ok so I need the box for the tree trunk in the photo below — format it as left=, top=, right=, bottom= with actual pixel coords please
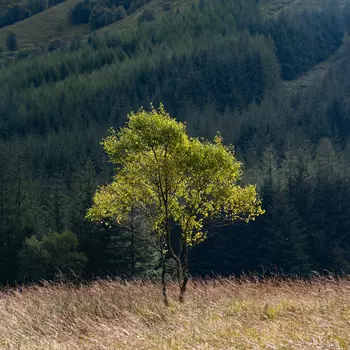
left=179, top=245, right=189, bottom=303
left=165, top=218, right=184, bottom=298
left=161, top=253, right=169, bottom=307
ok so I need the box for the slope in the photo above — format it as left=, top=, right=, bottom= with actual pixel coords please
left=99, top=0, right=190, bottom=34
left=260, top=0, right=350, bottom=16
left=281, top=36, right=350, bottom=93
left=0, top=0, right=89, bottom=50
left=0, top=0, right=339, bottom=52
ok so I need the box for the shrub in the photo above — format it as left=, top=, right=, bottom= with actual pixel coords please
left=48, top=38, right=64, bottom=52
left=18, top=230, right=87, bottom=281
left=139, top=9, right=155, bottom=23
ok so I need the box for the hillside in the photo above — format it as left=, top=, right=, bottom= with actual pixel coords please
left=100, top=0, right=190, bottom=34
left=0, top=0, right=339, bottom=51
left=261, top=0, right=350, bottom=16
left=0, top=0, right=342, bottom=52
left=280, top=35, right=350, bottom=93
left=0, top=0, right=188, bottom=51
left=0, top=0, right=89, bottom=50
left=1, top=278, right=350, bottom=349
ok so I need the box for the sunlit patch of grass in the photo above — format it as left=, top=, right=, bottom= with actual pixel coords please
left=1, top=277, right=350, bottom=349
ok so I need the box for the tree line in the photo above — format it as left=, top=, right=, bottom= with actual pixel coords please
left=70, top=0, right=155, bottom=30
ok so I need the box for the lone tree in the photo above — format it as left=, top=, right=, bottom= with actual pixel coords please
left=87, top=105, right=264, bottom=304
left=6, top=31, right=17, bottom=51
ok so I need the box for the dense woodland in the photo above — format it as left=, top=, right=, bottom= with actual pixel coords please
left=70, top=0, right=154, bottom=29
left=0, top=0, right=350, bottom=284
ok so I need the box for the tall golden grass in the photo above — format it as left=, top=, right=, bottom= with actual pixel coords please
left=1, top=277, right=350, bottom=349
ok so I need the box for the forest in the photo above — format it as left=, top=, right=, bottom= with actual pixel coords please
left=70, top=0, right=155, bottom=29
left=0, top=0, right=350, bottom=285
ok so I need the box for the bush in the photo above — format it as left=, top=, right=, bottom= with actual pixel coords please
left=89, top=5, right=126, bottom=30
left=163, top=2, right=172, bottom=12
left=139, top=9, right=155, bottom=23
left=18, top=230, right=87, bottom=281
left=48, top=38, right=64, bottom=52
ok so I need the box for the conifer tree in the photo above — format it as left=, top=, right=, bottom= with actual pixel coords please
left=6, top=31, right=17, bottom=51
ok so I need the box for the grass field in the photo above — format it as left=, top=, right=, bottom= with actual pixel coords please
left=1, top=277, right=350, bottom=349
left=0, top=0, right=89, bottom=50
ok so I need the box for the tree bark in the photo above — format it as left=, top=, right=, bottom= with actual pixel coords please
left=130, top=230, right=136, bottom=275
left=179, top=244, right=189, bottom=303
left=161, top=251, right=169, bottom=307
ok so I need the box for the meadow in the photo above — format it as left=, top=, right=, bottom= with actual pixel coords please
left=1, top=277, right=350, bottom=349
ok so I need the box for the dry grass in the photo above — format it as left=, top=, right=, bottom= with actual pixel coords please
left=1, top=277, right=350, bottom=349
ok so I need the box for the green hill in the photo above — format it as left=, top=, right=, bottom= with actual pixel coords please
left=0, top=0, right=89, bottom=50
left=0, top=0, right=193, bottom=51
left=0, top=0, right=339, bottom=52
left=0, top=0, right=337, bottom=52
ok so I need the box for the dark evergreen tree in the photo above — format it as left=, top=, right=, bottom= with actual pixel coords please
left=6, top=31, right=17, bottom=51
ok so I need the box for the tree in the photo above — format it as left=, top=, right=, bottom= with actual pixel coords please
left=114, top=5, right=127, bottom=21
left=18, top=230, right=87, bottom=282
left=6, top=31, right=17, bottom=51
left=87, top=105, right=263, bottom=304
left=45, top=173, right=69, bottom=233
left=47, top=38, right=64, bottom=52
left=28, top=0, right=48, bottom=14
left=139, top=9, right=155, bottom=23
left=71, top=1, right=91, bottom=25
